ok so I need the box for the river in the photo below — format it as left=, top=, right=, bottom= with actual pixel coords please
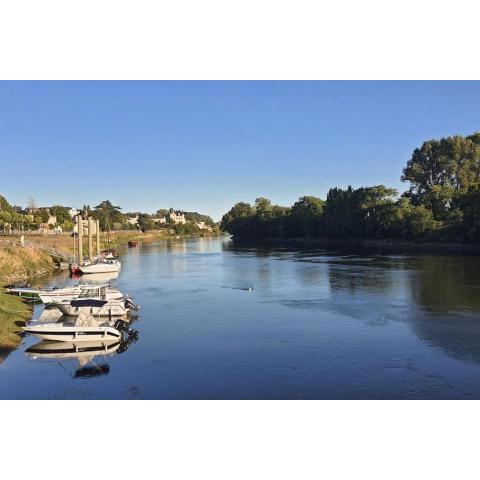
left=1, top=236, right=480, bottom=399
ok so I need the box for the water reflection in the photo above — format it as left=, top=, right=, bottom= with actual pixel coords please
left=409, top=256, right=480, bottom=314
left=25, top=335, right=138, bottom=379
left=225, top=243, right=480, bottom=367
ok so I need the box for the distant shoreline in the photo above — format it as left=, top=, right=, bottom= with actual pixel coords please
left=231, top=236, right=480, bottom=254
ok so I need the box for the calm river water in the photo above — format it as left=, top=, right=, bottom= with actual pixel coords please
left=2, top=237, right=480, bottom=399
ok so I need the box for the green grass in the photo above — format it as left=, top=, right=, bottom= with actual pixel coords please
left=0, top=243, right=52, bottom=355
left=0, top=289, right=31, bottom=352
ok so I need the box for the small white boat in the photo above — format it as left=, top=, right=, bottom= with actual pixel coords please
left=79, top=259, right=122, bottom=274
left=23, top=314, right=126, bottom=342
left=38, top=284, right=123, bottom=305
left=6, top=286, right=37, bottom=297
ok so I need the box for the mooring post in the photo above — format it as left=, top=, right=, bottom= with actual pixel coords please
left=77, top=214, right=83, bottom=264
left=88, top=217, right=94, bottom=262
left=96, top=219, right=100, bottom=257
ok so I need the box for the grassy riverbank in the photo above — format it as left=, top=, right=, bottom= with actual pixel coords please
left=0, top=288, right=31, bottom=357
left=0, top=243, right=53, bottom=357
left=0, top=243, right=54, bottom=283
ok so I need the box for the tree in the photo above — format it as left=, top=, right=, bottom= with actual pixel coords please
left=455, top=188, right=480, bottom=241
left=402, top=135, right=480, bottom=219
left=183, top=211, right=215, bottom=225
left=290, top=196, right=324, bottom=237
left=389, top=198, right=438, bottom=238
left=221, top=202, right=255, bottom=234
left=0, top=195, right=13, bottom=213
left=255, top=197, right=273, bottom=217
left=27, top=197, right=37, bottom=210
left=92, top=200, right=124, bottom=230
left=50, top=205, right=71, bottom=226
left=324, top=186, right=361, bottom=238
left=138, top=213, right=155, bottom=232
left=39, top=209, right=49, bottom=223
left=174, top=222, right=201, bottom=235
left=156, top=209, right=170, bottom=218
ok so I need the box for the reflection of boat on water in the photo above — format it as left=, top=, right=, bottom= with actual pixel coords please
left=26, top=339, right=121, bottom=358
left=79, top=271, right=119, bottom=284
left=25, top=335, right=137, bottom=379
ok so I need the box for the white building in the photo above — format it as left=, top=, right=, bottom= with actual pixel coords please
left=126, top=215, right=139, bottom=226
left=196, top=221, right=213, bottom=232
left=169, top=211, right=187, bottom=225
left=153, top=217, right=167, bottom=225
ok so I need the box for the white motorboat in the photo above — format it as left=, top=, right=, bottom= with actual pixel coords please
left=23, top=314, right=129, bottom=342
left=38, top=284, right=123, bottom=305
left=50, top=286, right=139, bottom=317
left=79, top=259, right=122, bottom=274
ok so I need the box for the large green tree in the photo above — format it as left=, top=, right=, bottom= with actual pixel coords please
left=290, top=196, right=324, bottom=237
left=92, top=200, right=124, bottom=230
left=402, top=134, right=480, bottom=219
left=50, top=205, right=71, bottom=226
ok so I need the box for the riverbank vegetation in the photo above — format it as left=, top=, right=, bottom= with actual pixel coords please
left=0, top=243, right=53, bottom=284
left=222, top=132, right=480, bottom=243
left=0, top=243, right=48, bottom=356
left=0, top=289, right=31, bottom=356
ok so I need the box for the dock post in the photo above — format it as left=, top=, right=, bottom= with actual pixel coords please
left=77, top=214, right=83, bottom=264
left=96, top=219, right=100, bottom=257
left=88, top=217, right=94, bottom=262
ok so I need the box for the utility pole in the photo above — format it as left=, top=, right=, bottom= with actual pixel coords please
left=77, top=214, right=83, bottom=264
left=88, top=217, right=94, bottom=262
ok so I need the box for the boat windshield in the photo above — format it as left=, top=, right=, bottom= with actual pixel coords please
left=78, top=287, right=107, bottom=300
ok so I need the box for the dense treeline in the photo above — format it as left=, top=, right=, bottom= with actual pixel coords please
left=221, top=132, right=480, bottom=242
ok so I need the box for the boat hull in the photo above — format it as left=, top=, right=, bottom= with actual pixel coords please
left=54, top=301, right=129, bottom=317
left=79, top=262, right=121, bottom=274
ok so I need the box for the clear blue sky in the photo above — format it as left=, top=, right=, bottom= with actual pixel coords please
left=1, top=81, right=479, bottom=221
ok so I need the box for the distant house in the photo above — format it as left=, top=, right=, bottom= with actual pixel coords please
left=169, top=211, right=187, bottom=225
left=196, top=221, right=213, bottom=232
left=126, top=215, right=139, bottom=226
left=26, top=207, right=43, bottom=215
left=47, top=215, right=57, bottom=226
left=153, top=217, right=167, bottom=225
left=39, top=223, right=52, bottom=234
